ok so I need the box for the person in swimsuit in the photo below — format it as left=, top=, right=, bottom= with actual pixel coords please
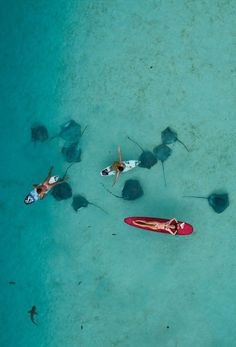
left=133, top=218, right=185, bottom=235
left=111, top=146, right=126, bottom=186
left=24, top=166, right=66, bottom=204
left=33, top=166, right=66, bottom=200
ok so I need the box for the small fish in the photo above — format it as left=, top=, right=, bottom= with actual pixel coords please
left=112, top=233, right=117, bottom=236
left=8, top=281, right=16, bottom=285
left=28, top=305, right=38, bottom=325
left=81, top=324, right=83, bottom=330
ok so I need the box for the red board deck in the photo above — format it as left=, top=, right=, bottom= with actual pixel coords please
left=124, top=217, right=193, bottom=236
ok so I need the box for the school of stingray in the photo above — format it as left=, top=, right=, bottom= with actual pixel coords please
left=31, top=120, right=229, bottom=215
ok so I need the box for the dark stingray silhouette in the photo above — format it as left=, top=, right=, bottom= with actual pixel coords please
left=51, top=182, right=72, bottom=201
left=183, top=193, right=229, bottom=214
left=72, top=194, right=107, bottom=213
left=127, top=136, right=157, bottom=169
left=59, top=120, right=82, bottom=143
left=61, top=142, right=81, bottom=163
left=51, top=121, right=88, bottom=144
left=104, top=179, right=143, bottom=200
left=161, top=127, right=189, bottom=151
left=31, top=124, right=48, bottom=142
left=153, top=144, right=172, bottom=186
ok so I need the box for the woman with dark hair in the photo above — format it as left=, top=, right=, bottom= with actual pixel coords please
left=24, top=166, right=66, bottom=204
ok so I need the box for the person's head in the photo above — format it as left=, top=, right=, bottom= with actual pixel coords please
left=118, top=165, right=124, bottom=172
left=36, top=187, right=43, bottom=194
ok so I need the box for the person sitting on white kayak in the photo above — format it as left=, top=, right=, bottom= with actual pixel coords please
left=111, top=146, right=126, bottom=186
left=132, top=218, right=185, bottom=235
left=24, top=166, right=66, bottom=204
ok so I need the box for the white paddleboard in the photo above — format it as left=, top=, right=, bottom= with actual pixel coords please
left=48, top=175, right=60, bottom=184
left=100, top=160, right=140, bottom=176
left=24, top=176, right=60, bottom=204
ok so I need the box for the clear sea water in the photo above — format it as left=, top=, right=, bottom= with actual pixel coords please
left=1, top=1, right=236, bottom=346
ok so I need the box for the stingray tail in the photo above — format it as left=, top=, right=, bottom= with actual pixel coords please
left=90, top=202, right=108, bottom=214
left=48, top=134, right=59, bottom=141
left=177, top=139, right=189, bottom=152
left=62, top=163, right=76, bottom=179
left=161, top=162, right=167, bottom=187
left=127, top=136, right=144, bottom=152
left=81, top=125, right=88, bottom=137
left=183, top=195, right=207, bottom=199
left=101, top=184, right=121, bottom=198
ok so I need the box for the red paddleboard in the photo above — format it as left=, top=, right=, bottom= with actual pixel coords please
left=124, top=217, right=193, bottom=236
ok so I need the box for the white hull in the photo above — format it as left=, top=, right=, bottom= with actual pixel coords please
left=100, top=160, right=140, bottom=176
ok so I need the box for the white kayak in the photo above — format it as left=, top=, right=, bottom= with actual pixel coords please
left=100, top=160, right=140, bottom=176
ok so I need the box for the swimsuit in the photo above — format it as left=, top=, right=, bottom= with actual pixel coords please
left=24, top=176, right=59, bottom=205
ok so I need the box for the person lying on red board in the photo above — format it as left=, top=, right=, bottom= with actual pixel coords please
left=132, top=218, right=185, bottom=235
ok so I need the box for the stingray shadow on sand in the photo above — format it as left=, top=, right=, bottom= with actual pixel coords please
left=72, top=194, right=107, bottom=213
left=153, top=144, right=172, bottom=187
left=127, top=136, right=157, bottom=169
left=161, top=127, right=189, bottom=152
left=183, top=192, right=229, bottom=214
left=31, top=124, right=49, bottom=143
left=51, top=182, right=73, bottom=201
left=61, top=142, right=82, bottom=163
left=51, top=120, right=88, bottom=144
left=103, top=179, right=144, bottom=201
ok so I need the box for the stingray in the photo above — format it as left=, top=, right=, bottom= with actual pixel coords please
left=104, top=179, right=143, bottom=200
left=72, top=194, right=107, bottom=213
left=51, top=121, right=88, bottom=144
left=61, top=142, right=81, bottom=163
left=161, top=127, right=189, bottom=151
left=51, top=182, right=72, bottom=201
left=183, top=193, right=229, bottom=214
left=31, top=124, right=48, bottom=142
left=127, top=136, right=157, bottom=169
left=153, top=144, right=172, bottom=186
left=59, top=119, right=82, bottom=143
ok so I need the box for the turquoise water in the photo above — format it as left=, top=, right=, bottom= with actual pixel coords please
left=1, top=1, right=236, bottom=346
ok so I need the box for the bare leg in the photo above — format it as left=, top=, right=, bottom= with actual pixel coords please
left=50, top=179, right=65, bottom=189
left=166, top=228, right=178, bottom=235
left=168, top=218, right=178, bottom=225
left=133, top=220, right=163, bottom=230
left=165, top=219, right=178, bottom=235
left=134, top=220, right=177, bottom=235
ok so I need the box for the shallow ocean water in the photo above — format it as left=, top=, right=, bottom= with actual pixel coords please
left=1, top=1, right=236, bottom=346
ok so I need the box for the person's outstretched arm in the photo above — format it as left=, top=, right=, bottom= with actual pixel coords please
left=118, top=146, right=122, bottom=162
left=50, top=178, right=66, bottom=188
left=45, top=166, right=54, bottom=181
